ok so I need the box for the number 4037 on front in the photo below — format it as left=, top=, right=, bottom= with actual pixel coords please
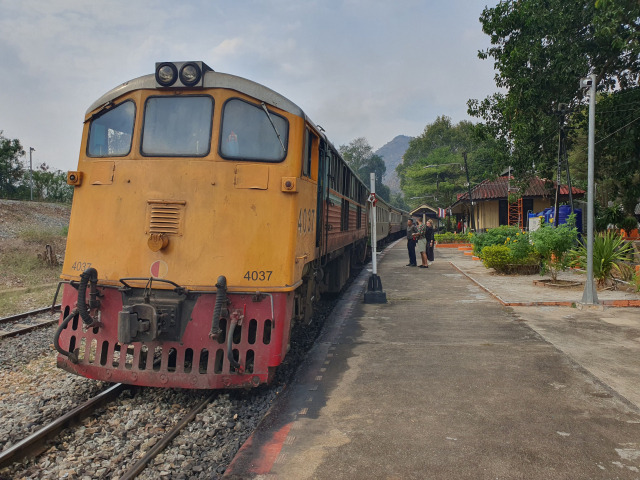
left=244, top=270, right=273, bottom=281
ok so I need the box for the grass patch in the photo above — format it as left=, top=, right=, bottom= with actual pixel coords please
left=0, top=284, right=59, bottom=317
left=18, top=227, right=68, bottom=243
left=0, top=227, right=67, bottom=315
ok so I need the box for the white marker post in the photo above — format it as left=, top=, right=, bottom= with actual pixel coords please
left=364, top=172, right=387, bottom=303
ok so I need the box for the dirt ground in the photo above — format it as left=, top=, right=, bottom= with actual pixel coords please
left=0, top=199, right=71, bottom=315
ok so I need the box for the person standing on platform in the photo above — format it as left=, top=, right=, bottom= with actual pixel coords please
left=416, top=218, right=428, bottom=268
left=425, top=219, right=435, bottom=266
left=406, top=218, right=418, bottom=267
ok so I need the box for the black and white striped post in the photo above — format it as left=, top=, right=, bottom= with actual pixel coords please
left=364, top=172, right=387, bottom=303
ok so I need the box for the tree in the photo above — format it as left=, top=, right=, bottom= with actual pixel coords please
left=339, top=138, right=391, bottom=202
left=31, top=163, right=74, bottom=203
left=0, top=131, right=26, bottom=199
left=396, top=116, right=498, bottom=209
left=469, top=0, right=640, bottom=194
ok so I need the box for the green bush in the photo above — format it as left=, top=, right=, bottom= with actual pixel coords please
left=470, top=225, right=522, bottom=256
left=530, top=217, right=578, bottom=281
left=434, top=232, right=470, bottom=244
left=481, top=245, right=511, bottom=270
left=570, top=230, right=635, bottom=287
left=619, top=216, right=638, bottom=234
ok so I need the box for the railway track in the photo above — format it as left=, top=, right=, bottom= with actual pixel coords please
left=0, top=305, right=61, bottom=339
left=0, top=383, right=216, bottom=479
left=0, top=383, right=127, bottom=469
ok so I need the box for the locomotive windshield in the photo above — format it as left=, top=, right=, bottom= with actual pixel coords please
left=87, top=100, right=135, bottom=157
left=141, top=96, right=213, bottom=156
left=220, top=98, right=288, bottom=162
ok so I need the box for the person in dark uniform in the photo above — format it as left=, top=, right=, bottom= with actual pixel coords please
left=425, top=219, right=435, bottom=266
left=406, top=218, right=418, bottom=266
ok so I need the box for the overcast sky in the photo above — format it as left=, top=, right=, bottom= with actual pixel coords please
left=0, top=0, right=498, bottom=172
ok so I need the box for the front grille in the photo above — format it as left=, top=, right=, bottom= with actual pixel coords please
left=146, top=200, right=185, bottom=236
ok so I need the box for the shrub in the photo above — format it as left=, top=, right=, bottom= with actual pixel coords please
left=570, top=231, right=635, bottom=287
left=471, top=225, right=522, bottom=256
left=619, top=216, right=638, bottom=234
left=481, top=245, right=511, bottom=271
left=434, top=232, right=470, bottom=244
left=530, top=217, right=578, bottom=282
left=481, top=244, right=539, bottom=274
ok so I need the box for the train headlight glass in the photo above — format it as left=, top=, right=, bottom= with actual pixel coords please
left=179, top=63, right=201, bottom=86
left=156, top=63, right=178, bottom=87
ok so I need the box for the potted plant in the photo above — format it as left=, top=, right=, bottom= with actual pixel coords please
left=618, top=216, right=639, bottom=239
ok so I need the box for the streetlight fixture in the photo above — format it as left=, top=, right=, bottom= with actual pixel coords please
left=29, top=147, right=35, bottom=201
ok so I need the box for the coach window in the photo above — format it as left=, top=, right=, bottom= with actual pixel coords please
left=142, top=96, right=213, bottom=156
left=220, top=98, right=288, bottom=162
left=87, top=100, right=135, bottom=157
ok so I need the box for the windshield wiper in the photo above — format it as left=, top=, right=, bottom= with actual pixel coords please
left=84, top=101, right=114, bottom=124
left=261, top=102, right=286, bottom=154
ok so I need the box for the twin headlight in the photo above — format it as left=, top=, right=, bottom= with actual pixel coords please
left=155, top=61, right=212, bottom=88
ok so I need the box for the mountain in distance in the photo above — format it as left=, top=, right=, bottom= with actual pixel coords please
left=374, top=135, right=412, bottom=194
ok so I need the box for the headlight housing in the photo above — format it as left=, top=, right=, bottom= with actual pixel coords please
left=155, top=61, right=212, bottom=88
left=155, top=63, right=178, bottom=87
left=179, top=63, right=201, bottom=87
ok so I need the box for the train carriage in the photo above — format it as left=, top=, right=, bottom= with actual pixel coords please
left=54, top=61, right=390, bottom=389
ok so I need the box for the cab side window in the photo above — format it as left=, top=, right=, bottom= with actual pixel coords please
left=87, top=100, right=136, bottom=157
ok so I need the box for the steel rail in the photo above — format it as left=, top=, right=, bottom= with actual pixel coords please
left=0, top=305, right=62, bottom=339
left=119, top=392, right=216, bottom=480
left=0, top=383, right=127, bottom=468
left=0, top=305, right=61, bottom=325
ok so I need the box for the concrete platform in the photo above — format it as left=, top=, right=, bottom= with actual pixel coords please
left=225, top=241, right=640, bottom=479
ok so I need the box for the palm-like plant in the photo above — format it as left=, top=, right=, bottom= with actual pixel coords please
left=571, top=231, right=635, bottom=288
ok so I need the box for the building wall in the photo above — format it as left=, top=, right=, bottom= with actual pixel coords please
left=476, top=200, right=500, bottom=230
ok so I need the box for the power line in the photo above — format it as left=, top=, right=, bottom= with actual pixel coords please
left=595, top=115, right=640, bottom=145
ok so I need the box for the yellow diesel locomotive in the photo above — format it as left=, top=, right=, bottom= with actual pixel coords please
left=54, top=61, right=406, bottom=389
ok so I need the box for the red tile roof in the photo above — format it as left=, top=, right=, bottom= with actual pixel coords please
left=454, top=176, right=585, bottom=204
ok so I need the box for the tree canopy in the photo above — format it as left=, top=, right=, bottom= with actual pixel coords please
left=469, top=0, right=640, bottom=210
left=0, top=131, right=26, bottom=199
left=396, top=116, right=501, bottom=209
left=0, top=131, right=73, bottom=202
left=339, top=137, right=392, bottom=203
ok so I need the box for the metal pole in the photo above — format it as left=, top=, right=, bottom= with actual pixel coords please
left=363, top=172, right=386, bottom=303
left=370, top=172, right=377, bottom=276
left=29, top=147, right=35, bottom=201
left=581, top=74, right=599, bottom=305
left=462, top=152, right=475, bottom=231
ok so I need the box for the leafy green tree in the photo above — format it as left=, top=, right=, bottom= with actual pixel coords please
left=469, top=0, right=640, bottom=192
left=339, top=138, right=391, bottom=201
left=397, top=116, right=498, bottom=209
left=30, top=163, right=74, bottom=203
left=0, top=131, right=26, bottom=199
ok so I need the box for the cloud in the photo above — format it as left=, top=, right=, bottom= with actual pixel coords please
left=0, top=0, right=499, bottom=169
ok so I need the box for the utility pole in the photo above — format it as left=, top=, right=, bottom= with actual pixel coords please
left=580, top=74, right=598, bottom=305
left=29, top=147, right=35, bottom=201
left=462, top=152, right=476, bottom=231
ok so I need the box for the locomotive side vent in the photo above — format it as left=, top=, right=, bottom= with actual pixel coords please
left=146, top=200, right=186, bottom=236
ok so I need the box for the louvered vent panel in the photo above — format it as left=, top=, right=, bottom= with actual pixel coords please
left=146, top=201, right=185, bottom=236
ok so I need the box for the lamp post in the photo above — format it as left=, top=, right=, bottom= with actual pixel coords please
left=29, top=147, right=35, bottom=201
left=580, top=74, right=599, bottom=305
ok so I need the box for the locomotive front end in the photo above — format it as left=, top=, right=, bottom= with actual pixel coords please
left=54, top=62, right=318, bottom=388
